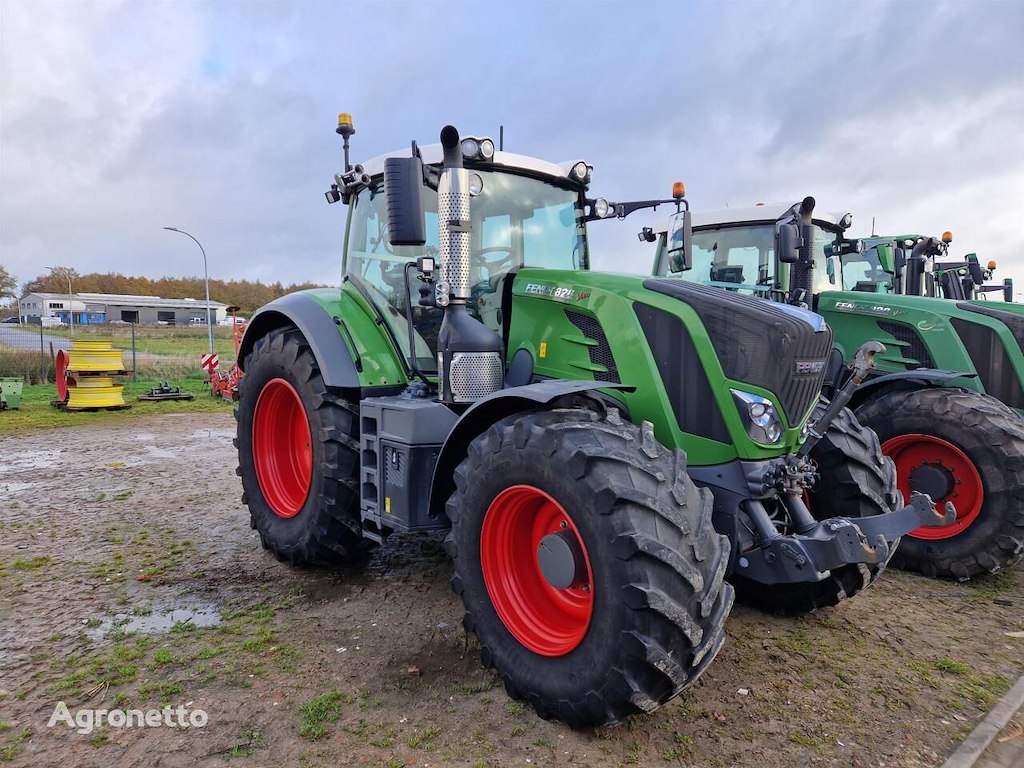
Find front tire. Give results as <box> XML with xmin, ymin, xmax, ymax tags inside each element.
<box><xmin>445</xmin><ymin>407</ymin><xmax>733</xmax><ymax>728</ymax></box>
<box><xmin>235</xmin><ymin>327</ymin><xmax>364</xmax><ymax>565</ymax></box>
<box><xmin>732</xmin><ymin>402</ymin><xmax>901</xmax><ymax>614</ymax></box>
<box><xmin>855</xmin><ymin>387</ymin><xmax>1024</xmax><ymax>580</ymax></box>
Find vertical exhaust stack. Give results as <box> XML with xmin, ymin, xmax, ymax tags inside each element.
<box><xmin>789</xmin><ymin>196</ymin><xmax>816</xmax><ymax>300</ymax></box>
<box><xmin>436</xmin><ymin>125</ymin><xmax>504</xmax><ymax>404</ymax></box>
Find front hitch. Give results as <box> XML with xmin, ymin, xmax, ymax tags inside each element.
<box><xmin>798</xmin><ymin>340</ymin><xmax>885</xmax><ymax>459</ymax></box>
<box><xmin>736</xmin><ymin>491</ymin><xmax>956</xmax><ymax>585</ymax></box>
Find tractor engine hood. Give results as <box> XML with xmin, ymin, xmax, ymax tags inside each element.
<box><xmin>643</xmin><ymin>278</ymin><xmax>833</xmax><ymax>426</ymax></box>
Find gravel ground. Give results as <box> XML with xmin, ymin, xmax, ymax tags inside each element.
<box><xmin>0</xmin><ymin>412</ymin><xmax>1021</xmax><ymax>767</ymax></box>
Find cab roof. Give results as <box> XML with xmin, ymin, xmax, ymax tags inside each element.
<box><xmin>692</xmin><ymin>202</ymin><xmax>848</xmax><ymax>230</ymax></box>
<box><xmin>360</xmin><ymin>143</ymin><xmax>582</xmax><ymax>184</ymax></box>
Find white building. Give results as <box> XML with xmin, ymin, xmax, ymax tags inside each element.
<box><xmin>18</xmin><ymin>292</ymin><xmax>230</xmax><ymax>326</ymax></box>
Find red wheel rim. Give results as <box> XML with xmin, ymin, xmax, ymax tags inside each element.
<box><xmin>480</xmin><ymin>485</ymin><xmax>594</xmax><ymax>657</ymax></box>
<box><xmin>881</xmin><ymin>434</ymin><xmax>984</xmax><ymax>540</ymax></box>
<box><xmin>55</xmin><ymin>349</ymin><xmax>69</xmax><ymax>402</ymax></box>
<box><xmin>252</xmin><ymin>378</ymin><xmax>312</xmax><ymax>519</ymax></box>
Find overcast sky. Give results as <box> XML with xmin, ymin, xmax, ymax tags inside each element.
<box><xmin>2</xmin><ymin>0</ymin><xmax>1022</xmax><ymax>298</ymax></box>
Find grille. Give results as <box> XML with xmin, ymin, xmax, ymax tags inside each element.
<box><xmin>950</xmin><ymin>318</ymin><xmax>1024</xmax><ymax>409</ymax></box>
<box><xmin>876</xmin><ymin>321</ymin><xmax>935</xmax><ymax>368</ymax></box>
<box><xmin>447</xmin><ymin>352</ymin><xmax>504</xmax><ymax>402</ymax></box>
<box><xmin>564</xmin><ymin>309</ymin><xmax>621</xmax><ymax>383</ymax></box>
<box><xmin>642</xmin><ymin>279</ymin><xmax>832</xmax><ymax>426</ymax></box>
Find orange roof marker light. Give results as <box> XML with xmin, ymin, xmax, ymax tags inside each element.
<box><xmin>672</xmin><ymin>182</ymin><xmax>686</xmax><ymax>199</ymax></box>
<box><xmin>988</xmin><ymin>260</ymin><xmax>998</xmax><ymax>270</ymax></box>
<box><xmin>942</xmin><ymin>231</ymin><xmax>954</xmax><ymax>243</ymax></box>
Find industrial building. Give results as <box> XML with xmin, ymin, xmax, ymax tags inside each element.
<box><xmin>17</xmin><ymin>292</ymin><xmax>230</xmax><ymax>326</ymax></box>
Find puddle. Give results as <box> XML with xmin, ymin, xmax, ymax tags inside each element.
<box><xmin>0</xmin><ymin>449</ymin><xmax>62</xmax><ymax>473</ymax></box>
<box><xmin>189</xmin><ymin>428</ymin><xmax>235</xmax><ymax>441</ymax></box>
<box><xmin>142</xmin><ymin>445</ymin><xmax>180</xmax><ymax>460</ymax></box>
<box><xmin>86</xmin><ymin>600</ymin><xmax>222</xmax><ymax>639</ymax></box>
<box><xmin>0</xmin><ymin>481</ymin><xmax>39</xmax><ymax>493</ymax></box>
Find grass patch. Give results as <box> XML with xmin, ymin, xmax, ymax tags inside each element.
<box><xmin>407</xmin><ymin>725</ymin><xmax>442</xmax><ymax>749</ymax></box>
<box><xmin>12</xmin><ymin>556</ymin><xmax>50</xmax><ymax>570</ymax></box>
<box><xmin>936</xmin><ymin>658</ymin><xmax>971</xmax><ymax>676</ymax></box>
<box><xmin>299</xmin><ymin>690</ymin><xmax>350</xmax><ymax>741</ymax></box>
<box><xmin>0</xmin><ymin>378</ymin><xmax>232</xmax><ymax>432</ymax></box>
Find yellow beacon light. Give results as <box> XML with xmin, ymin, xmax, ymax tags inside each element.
<box><xmin>672</xmin><ymin>181</ymin><xmax>686</xmax><ymax>199</ymax></box>
<box><xmin>942</xmin><ymin>231</ymin><xmax>953</xmax><ymax>243</ymax></box>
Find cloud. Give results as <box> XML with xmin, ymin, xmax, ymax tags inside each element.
<box><xmin>1</xmin><ymin>0</ymin><xmax>1022</xmax><ymax>298</ymax></box>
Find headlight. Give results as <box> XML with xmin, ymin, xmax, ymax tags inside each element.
<box><xmin>479</xmin><ymin>138</ymin><xmax>495</xmax><ymax>159</ymax></box>
<box><xmin>594</xmin><ymin>198</ymin><xmax>611</xmax><ymax>218</ymax></box>
<box><xmin>731</xmin><ymin>389</ymin><xmax>784</xmax><ymax>445</ymax></box>
<box><xmin>461</xmin><ymin>138</ymin><xmax>480</xmax><ymax>160</ymax></box>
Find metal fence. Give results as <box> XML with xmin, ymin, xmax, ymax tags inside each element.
<box><xmin>0</xmin><ymin>322</ymin><xmax>239</xmax><ymax>384</ymax></box>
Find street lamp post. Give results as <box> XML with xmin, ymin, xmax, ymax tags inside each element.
<box><xmin>45</xmin><ymin>266</ymin><xmax>74</xmax><ymax>333</ymax></box>
<box><xmin>163</xmin><ymin>227</ymin><xmax>214</xmax><ymax>355</ymax></box>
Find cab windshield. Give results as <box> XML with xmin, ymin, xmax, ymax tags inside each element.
<box><xmin>840</xmin><ymin>246</ymin><xmax>894</xmax><ymax>293</ymax></box>
<box><xmin>673</xmin><ymin>222</ymin><xmax>840</xmax><ymax>298</ymax></box>
<box><xmin>345</xmin><ymin>169</ymin><xmax>587</xmax><ymax>371</ymax></box>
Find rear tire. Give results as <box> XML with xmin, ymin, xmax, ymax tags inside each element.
<box><xmin>445</xmin><ymin>408</ymin><xmax>733</xmax><ymax>728</ymax></box>
<box><xmin>732</xmin><ymin>402</ymin><xmax>901</xmax><ymax>614</ymax></box>
<box><xmin>855</xmin><ymin>387</ymin><xmax>1024</xmax><ymax>580</ymax></box>
<box><xmin>235</xmin><ymin>327</ymin><xmax>364</xmax><ymax>565</ymax></box>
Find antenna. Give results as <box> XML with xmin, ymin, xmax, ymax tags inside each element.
<box><xmin>871</xmin><ymin>216</ymin><xmax>876</xmax><ymax>236</ymax></box>
<box><xmin>499</xmin><ymin>125</ymin><xmax>504</xmax><ymax>151</ymax></box>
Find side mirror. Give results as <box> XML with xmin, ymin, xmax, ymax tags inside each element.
<box><xmin>875</xmin><ymin>244</ymin><xmax>895</xmax><ymax>273</ymax></box>
<box><xmin>966</xmin><ymin>254</ymin><xmax>985</xmax><ymax>286</ymax></box>
<box><xmin>1005</xmin><ymin>278</ymin><xmax>1014</xmax><ymax>303</ymax></box>
<box><xmin>666</xmin><ymin>209</ymin><xmax>692</xmax><ymax>273</ymax></box>
<box><xmin>777</xmin><ymin>223</ymin><xmax>801</xmax><ymax>263</ymax></box>
<box><xmin>826</xmin><ymin>257</ymin><xmax>836</xmax><ymax>284</ymax></box>
<box><xmin>893</xmin><ymin>247</ymin><xmax>906</xmax><ymax>279</ymax></box>
<box><xmin>383</xmin><ymin>156</ymin><xmax>426</xmax><ymax>246</ymax></box>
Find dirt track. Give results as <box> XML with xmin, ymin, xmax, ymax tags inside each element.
<box><xmin>0</xmin><ymin>413</ymin><xmax>1021</xmax><ymax>767</ymax></box>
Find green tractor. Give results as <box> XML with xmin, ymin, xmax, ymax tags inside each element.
<box><xmin>652</xmin><ymin>197</ymin><xmax>1024</xmax><ymax>581</ymax></box>
<box><xmin>235</xmin><ymin>120</ymin><xmax>950</xmax><ymax>727</ymax></box>
<box><xmin>856</xmin><ymin>232</ymin><xmax>1014</xmax><ymax>303</ymax></box>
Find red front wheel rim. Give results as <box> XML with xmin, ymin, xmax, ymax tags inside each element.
<box><xmin>480</xmin><ymin>485</ymin><xmax>594</xmax><ymax>657</ymax></box>
<box><xmin>252</xmin><ymin>378</ymin><xmax>312</xmax><ymax>519</ymax></box>
<box><xmin>881</xmin><ymin>433</ymin><xmax>984</xmax><ymax>540</ymax></box>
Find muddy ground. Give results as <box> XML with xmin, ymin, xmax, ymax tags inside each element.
<box><xmin>0</xmin><ymin>413</ymin><xmax>1021</xmax><ymax>768</ymax></box>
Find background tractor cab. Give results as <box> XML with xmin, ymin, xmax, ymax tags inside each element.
<box><xmin>651</xmin><ymin>200</ymin><xmax>859</xmax><ymax>308</ymax></box>
<box><xmin>855</xmin><ymin>234</ymin><xmax>1014</xmax><ymax>303</ymax></box>
<box><xmin>652</xmin><ymin>197</ymin><xmax>1024</xmax><ymax>581</ymax></box>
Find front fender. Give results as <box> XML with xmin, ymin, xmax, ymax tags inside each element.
<box><xmin>848</xmin><ymin>368</ymin><xmax>976</xmax><ymax>409</ymax></box>
<box><xmin>428</xmin><ymin>380</ymin><xmax>634</xmax><ymax>519</ymax></box>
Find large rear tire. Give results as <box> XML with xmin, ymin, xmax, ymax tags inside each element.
<box><xmin>445</xmin><ymin>407</ymin><xmax>733</xmax><ymax>728</ymax></box>
<box><xmin>732</xmin><ymin>402</ymin><xmax>901</xmax><ymax>614</ymax></box>
<box><xmin>235</xmin><ymin>327</ymin><xmax>364</xmax><ymax>565</ymax></box>
<box><xmin>855</xmin><ymin>387</ymin><xmax>1024</xmax><ymax>580</ymax></box>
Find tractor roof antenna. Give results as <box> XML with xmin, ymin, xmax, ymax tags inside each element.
<box><xmin>336</xmin><ymin>113</ymin><xmax>356</xmax><ymax>172</ymax></box>
<box><xmin>871</xmin><ymin>216</ymin><xmax>876</xmax><ymax>237</ymax></box>
<box><xmin>499</xmin><ymin>125</ymin><xmax>504</xmax><ymax>152</ymax></box>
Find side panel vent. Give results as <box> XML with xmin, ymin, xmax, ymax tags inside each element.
<box><xmin>565</xmin><ymin>309</ymin><xmax>621</xmax><ymax>383</ymax></box>
<box><xmin>634</xmin><ymin>303</ymin><xmax>731</xmax><ymax>444</ymax></box>
<box><xmin>950</xmin><ymin>318</ymin><xmax>1024</xmax><ymax>409</ymax></box>
<box><xmin>876</xmin><ymin>321</ymin><xmax>935</xmax><ymax>368</ymax></box>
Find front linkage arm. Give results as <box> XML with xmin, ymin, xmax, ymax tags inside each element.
<box><xmin>735</xmin><ymin>340</ymin><xmax>957</xmax><ymax>585</ymax></box>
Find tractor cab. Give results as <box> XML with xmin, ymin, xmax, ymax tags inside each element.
<box><xmin>651</xmin><ymin>201</ymin><xmax>856</xmax><ymax>309</ymax></box>
<box><xmin>342</xmin><ymin>144</ymin><xmax>594</xmax><ymax>373</ymax></box>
